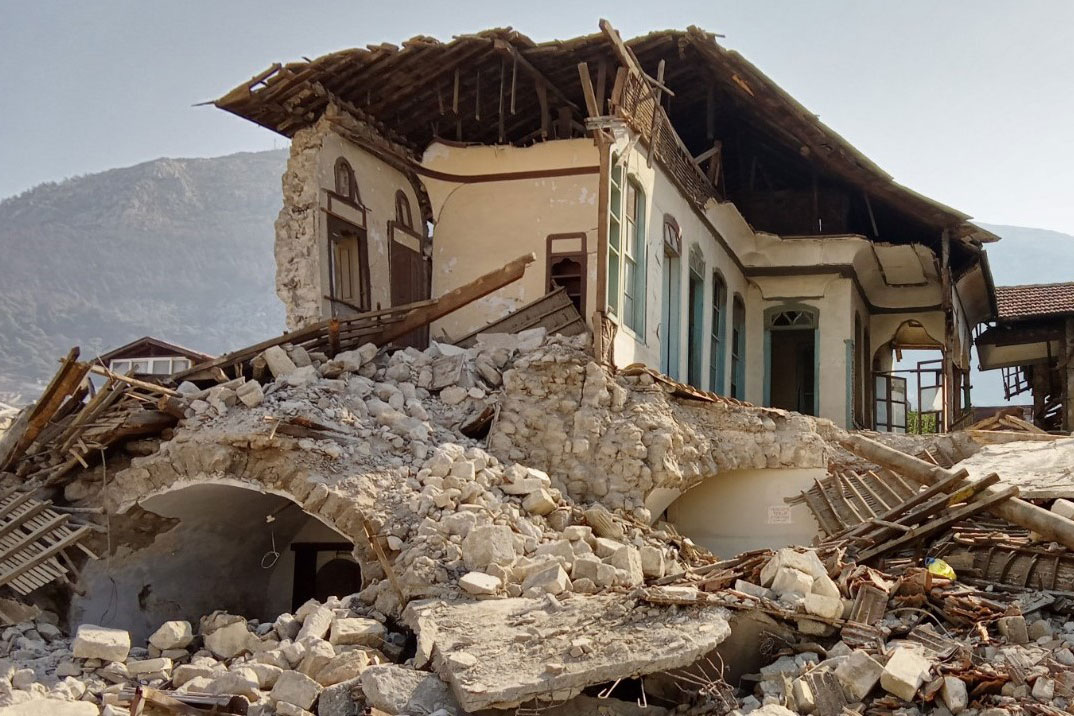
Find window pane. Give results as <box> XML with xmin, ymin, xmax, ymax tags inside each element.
<box><xmin>111</xmin><ymin>360</ymin><xmax>130</xmax><ymax>374</ymax></box>
<box><xmin>173</xmin><ymin>359</ymin><xmax>190</xmax><ymax>371</ymax></box>
<box><xmin>131</xmin><ymin>360</ymin><xmax>149</xmax><ymax>373</ymax></box>
<box><xmin>609</xmin><ymin>218</ymin><xmax>621</xmax><ymax>251</ymax></box>
<box><xmin>151</xmin><ymin>359</ymin><xmax>171</xmax><ymax>375</ymax></box>
<box><xmin>607</xmin><ymin>255</ymin><xmax>620</xmax><ymax>315</ymax></box>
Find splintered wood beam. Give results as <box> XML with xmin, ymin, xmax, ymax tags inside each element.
<box><xmin>577</xmin><ymin>62</ymin><xmax>600</xmax><ymax>117</ymax></box>
<box><xmin>647</xmin><ymin>59</ymin><xmax>666</xmax><ymax>167</ymax></box>
<box><xmin>598</xmin><ymin>19</ymin><xmax>675</xmax><ymax>97</ymax></box>
<box><xmin>492</xmin><ymin>39</ymin><xmax>580</xmax><ymax>113</ymax></box>
<box><xmin>841</xmin><ymin>433</ymin><xmax>1074</xmax><ymax>552</ymax></box>
<box><xmin>376</xmin><ymin>253</ymin><xmax>536</xmax><ymax>346</ymax></box>
<box><xmin>0</xmin><ymin>348</ymin><xmax>90</xmax><ymax>472</ymax></box>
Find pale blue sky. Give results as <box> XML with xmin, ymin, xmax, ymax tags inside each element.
<box><xmin>3</xmin><ymin>1</ymin><xmax>1074</xmax><ymax>236</ymax></box>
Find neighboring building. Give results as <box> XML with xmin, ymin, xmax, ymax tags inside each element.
<box><xmin>976</xmin><ymin>282</ymin><xmax>1074</xmax><ymax>431</ymax></box>
<box><xmin>215</xmin><ymin>22</ymin><xmax>999</xmax><ymax>431</ymax></box>
<box><xmin>95</xmin><ymin>337</ymin><xmax>214</xmax><ymax>379</ymax></box>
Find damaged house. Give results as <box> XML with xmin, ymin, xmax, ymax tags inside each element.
<box><xmin>8</xmin><ymin>19</ymin><xmax>1074</xmax><ymax>716</ymax></box>
<box><xmin>214</xmin><ymin>21</ymin><xmax>999</xmax><ymax>432</ymax></box>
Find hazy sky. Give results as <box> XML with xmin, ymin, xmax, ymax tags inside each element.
<box><xmin>2</xmin><ymin>1</ymin><xmax>1074</xmax><ymax>236</ymax></box>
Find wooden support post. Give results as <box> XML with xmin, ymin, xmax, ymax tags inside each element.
<box><xmin>536</xmin><ymin>84</ymin><xmax>549</xmax><ymax>139</ymax></box>
<box><xmin>596</xmin><ymin>60</ymin><xmax>608</xmax><ymax>114</ymax></box>
<box><xmin>940</xmin><ymin>228</ymin><xmax>955</xmax><ymax>431</ymax></box>
<box><xmin>375</xmin><ymin>254</ymin><xmax>536</xmax><ymax>346</ymax></box>
<box><xmin>647</xmin><ymin>59</ymin><xmax>665</xmax><ymax>168</ymax></box>
<box><xmin>841</xmin><ymin>433</ymin><xmax>1074</xmax><ymax>551</ymax></box>
<box><xmin>577</xmin><ymin>62</ymin><xmax>600</xmax><ymax>118</ymax></box>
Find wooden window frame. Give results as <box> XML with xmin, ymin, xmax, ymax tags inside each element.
<box><xmin>710</xmin><ymin>271</ymin><xmax>727</xmax><ymax>394</ymax></box>
<box><xmin>730</xmin><ymin>294</ymin><xmax>746</xmax><ymax>400</ymax></box>
<box><xmin>621</xmin><ymin>178</ymin><xmax>647</xmax><ymax>335</ymax></box>
<box><xmin>334</xmin><ymin>157</ymin><xmax>361</xmax><ymax>205</ymax></box>
<box><xmin>546</xmin><ymin>233</ymin><xmax>588</xmax><ymax>317</ymax></box>
<box><xmin>394</xmin><ymin>190</ymin><xmax>414</xmax><ymax>230</ymax></box>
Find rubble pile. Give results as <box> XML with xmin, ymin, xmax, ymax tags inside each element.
<box><xmin>5</xmin><ymin>320</ymin><xmax>1074</xmax><ymax>715</ymax></box>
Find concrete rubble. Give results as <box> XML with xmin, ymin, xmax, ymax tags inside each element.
<box><xmin>3</xmin><ymin>325</ymin><xmax>1074</xmax><ymax>715</ymax></box>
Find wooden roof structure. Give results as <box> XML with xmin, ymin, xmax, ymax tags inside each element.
<box><xmin>215</xmin><ymin>22</ymin><xmax>997</xmax><ymax>258</ymax></box>
<box><xmin>96</xmin><ymin>336</ymin><xmax>215</xmax><ymax>366</ymax></box>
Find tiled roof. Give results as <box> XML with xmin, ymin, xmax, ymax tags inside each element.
<box><xmin>996</xmin><ymin>282</ymin><xmax>1074</xmax><ymax>320</ymax></box>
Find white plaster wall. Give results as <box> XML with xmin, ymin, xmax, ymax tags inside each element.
<box><xmin>666</xmin><ymin>467</ymin><xmax>826</xmax><ymax>557</ymax></box>
<box><xmin>316</xmin><ymin>132</ymin><xmax>424</xmax><ymax>314</ymax></box>
<box><xmin>606</xmin><ymin>141</ymin><xmax>753</xmax><ymax>398</ymax></box>
<box><xmin>421</xmin><ymin>140</ymin><xmax>600</xmax><ymax>341</ymax></box>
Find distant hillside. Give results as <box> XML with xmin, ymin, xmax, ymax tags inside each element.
<box><xmin>979</xmin><ymin>224</ymin><xmax>1074</xmax><ymax>287</ymax></box>
<box><xmin>0</xmin><ymin>150</ymin><xmax>288</xmax><ymax>402</ymax></box>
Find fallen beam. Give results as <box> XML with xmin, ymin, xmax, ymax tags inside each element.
<box><xmin>841</xmin><ymin>433</ymin><xmax>1074</xmax><ymax>551</ymax></box>
<box><xmin>376</xmin><ymin>253</ymin><xmax>536</xmax><ymax>346</ymax></box>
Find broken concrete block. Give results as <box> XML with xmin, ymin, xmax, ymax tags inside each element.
<box><xmin>593</xmin><ymin>537</ymin><xmax>622</xmax><ymax>559</ymax></box>
<box><xmin>803</xmin><ymin>593</ymin><xmax>843</xmax><ymax>620</ymax></box>
<box><xmin>128</xmin><ymin>657</ymin><xmax>173</xmax><ymax>678</ymax></box>
<box><xmin>236</xmin><ymin>380</ymin><xmax>265</xmax><ymax>407</ymax></box>
<box><xmin>329</xmin><ymin>618</ymin><xmax>386</xmax><ymax>648</ymax></box>
<box><xmin>404</xmin><ymin>594</ymin><xmax>730</xmax><ymax>712</ymax></box>
<box><xmin>608</xmin><ymin>545</ymin><xmax>644</xmax><ymax>586</ymax></box>
<box><xmin>997</xmin><ymin>615</ymin><xmax>1029</xmax><ymax>644</ymax></box>
<box><xmin>751</xmin><ymin>705</ymin><xmax>797</xmax><ymax>716</ymax></box>
<box><xmin>289</xmin><ymin>345</ymin><xmax>312</xmax><ymax>367</ymax></box>
<box><xmin>640</xmin><ymin>545</ymin><xmax>665</xmax><ymax>579</ymax></box>
<box><xmin>208</xmin><ymin>668</ymin><xmax>261</xmax><ymax>700</ymax></box>
<box><xmin>276</xmin><ymin>701</ymin><xmax>314</xmax><ymax>716</ymax></box>
<box><xmin>459</xmin><ymin>571</ymin><xmax>501</xmax><ymax>596</ymax></box>
<box><xmin>1032</xmin><ymin>676</ymin><xmax>1055</xmax><ymax>701</ymax></box>
<box><xmin>522</xmin><ymin>488</ymin><xmax>556</xmax><ymax>516</ymax></box>
<box><xmin>173</xmin><ymin>663</ymin><xmax>221</xmax><ymax>687</ymax></box>
<box><xmin>834</xmin><ymin>650</ymin><xmax>884</xmax><ymax>702</ymax></box>
<box><xmin>204</xmin><ymin>620</ymin><xmax>256</xmax><ymax>659</ymax></box>
<box><xmin>940</xmin><ymin>675</ymin><xmax>968</xmax><ymax>714</ymax></box>
<box><xmin>297</xmin><ymin>606</ymin><xmax>334</xmax><ymax>642</ymax></box>
<box><xmin>811</xmin><ymin>574</ymin><xmax>841</xmax><ymax>599</ymax></box>
<box><xmin>791</xmin><ymin>677</ymin><xmax>815</xmax><ymax>714</ymax></box>
<box><xmin>760</xmin><ymin>548</ymin><xmax>829</xmax><ymax>586</ymax></box>
<box><xmin>317</xmin><ymin>649</ymin><xmax>372</xmax><ymax>687</ymax></box>
<box><xmin>318</xmin><ymin>675</ymin><xmax>363</xmax><ymax>716</ymax></box>
<box><xmin>440</xmin><ymin>386</ymin><xmax>468</xmax><ymax>405</ymax></box>
<box><xmin>148</xmin><ymin>620</ymin><xmax>193</xmax><ymax>651</ymax></box>
<box><xmin>72</xmin><ymin>624</ymin><xmax>130</xmax><ymax>662</ymax></box>
<box><xmin>771</xmin><ymin>567</ymin><xmax>814</xmax><ymax>598</ymax></box>
<box><xmin>263</xmin><ymin>345</ymin><xmax>297</xmax><ymax>378</ymax></box>
<box><xmin>584</xmin><ymin>504</ymin><xmax>625</xmax><ymax>540</ymax></box>
<box><xmin>461</xmin><ymin>524</ymin><xmax>517</xmax><ymax>570</ymax></box>
<box><xmin>245</xmin><ymin>662</ymin><xmax>283</xmax><ymax>689</ymax></box>
<box><xmin>298</xmin><ymin>638</ymin><xmax>335</xmax><ymax>677</ymax></box>
<box><xmin>271</xmin><ymin>670</ymin><xmax>322</xmax><ymax>710</ymax></box>
<box><xmin>1051</xmin><ymin>498</ymin><xmax>1074</xmax><ymax>520</ymax></box>
<box><xmin>522</xmin><ymin>563</ymin><xmax>569</xmax><ymax>595</ymax></box>
<box><xmin>286</xmin><ymin>365</ymin><xmax>320</xmax><ymax>387</ymax></box>
<box><xmin>734</xmin><ymin>580</ymin><xmax>773</xmax><ymax>600</ymax></box>
<box><xmin>1028</xmin><ymin>618</ymin><xmax>1053</xmax><ymax>640</ymax></box>
<box><xmin>880</xmin><ymin>645</ymin><xmax>932</xmax><ymax>701</ymax></box>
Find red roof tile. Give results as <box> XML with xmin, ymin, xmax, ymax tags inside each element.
<box><xmin>995</xmin><ymin>282</ymin><xmax>1074</xmax><ymax>320</ymax></box>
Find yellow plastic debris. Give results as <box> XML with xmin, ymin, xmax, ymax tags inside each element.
<box><xmin>925</xmin><ymin>557</ymin><xmax>956</xmax><ymax>580</ymax></box>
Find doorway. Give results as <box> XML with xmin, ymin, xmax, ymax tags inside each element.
<box><xmin>765</xmin><ymin>308</ymin><xmax>817</xmax><ymax>416</ymax></box>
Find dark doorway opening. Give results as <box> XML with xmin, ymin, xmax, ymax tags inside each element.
<box><xmin>291</xmin><ymin>542</ymin><xmax>362</xmax><ymax>610</ymax></box>
<box><xmin>769</xmin><ymin>329</ymin><xmax>816</xmax><ymax>415</ymax></box>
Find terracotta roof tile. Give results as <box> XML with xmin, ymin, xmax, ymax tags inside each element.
<box><xmin>995</xmin><ymin>282</ymin><xmax>1074</xmax><ymax>320</ymax></box>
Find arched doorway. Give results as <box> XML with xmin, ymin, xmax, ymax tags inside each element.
<box><xmin>70</xmin><ymin>484</ymin><xmax>359</xmax><ymax>642</ymax></box>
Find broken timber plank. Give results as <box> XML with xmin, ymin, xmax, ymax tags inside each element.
<box><xmin>0</xmin><ymin>348</ymin><xmax>89</xmax><ymax>472</ymax></box>
<box><xmin>841</xmin><ymin>434</ymin><xmax>1074</xmax><ymax>552</ymax></box>
<box><xmin>855</xmin><ymin>486</ymin><xmax>1019</xmax><ymax>563</ymax></box>
<box><xmin>376</xmin><ymin>253</ymin><xmax>536</xmax><ymax>346</ymax></box>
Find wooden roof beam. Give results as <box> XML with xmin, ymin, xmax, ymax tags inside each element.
<box><xmin>492</xmin><ymin>39</ymin><xmax>581</xmax><ymax>113</ymax></box>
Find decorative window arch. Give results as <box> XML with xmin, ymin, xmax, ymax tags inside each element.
<box><xmin>334</xmin><ymin>158</ymin><xmax>360</xmax><ymax>204</ymax></box>
<box><xmin>766</xmin><ymin>308</ymin><xmax>818</xmax><ymax>329</ymax></box>
<box><xmin>662</xmin><ymin>215</ymin><xmax>682</xmax><ymax>257</ymax></box>
<box><xmin>395</xmin><ymin>190</ymin><xmax>413</xmax><ymax>230</ymax></box>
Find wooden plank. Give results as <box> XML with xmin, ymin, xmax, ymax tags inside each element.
<box><xmin>856</xmin><ymin>486</ymin><xmax>1019</xmax><ymax>563</ymax></box>
<box><xmin>577</xmin><ymin>62</ymin><xmax>600</xmax><ymax>118</ymax></box>
<box><xmin>376</xmin><ymin>253</ymin><xmax>536</xmax><ymax>346</ymax></box>
<box><xmin>492</xmin><ymin>40</ymin><xmax>580</xmax><ymax>113</ymax></box>
<box><xmin>0</xmin><ymin>514</ymin><xmax>69</xmax><ymax>565</ymax></box>
<box><xmin>0</xmin><ymin>348</ymin><xmax>89</xmax><ymax>472</ymax></box>
<box><xmin>0</xmin><ymin>526</ymin><xmax>90</xmax><ymax>590</ymax></box>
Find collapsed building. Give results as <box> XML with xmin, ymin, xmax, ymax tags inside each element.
<box><xmin>1</xmin><ymin>18</ymin><xmax>1074</xmax><ymax>716</ymax></box>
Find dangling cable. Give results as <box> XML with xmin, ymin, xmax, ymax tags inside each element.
<box><xmin>261</xmin><ymin>518</ymin><xmax>280</xmax><ymax>569</ymax></box>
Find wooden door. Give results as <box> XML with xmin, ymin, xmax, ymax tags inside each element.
<box><xmin>389</xmin><ymin>226</ymin><xmax>429</xmax><ymax>348</ymax></box>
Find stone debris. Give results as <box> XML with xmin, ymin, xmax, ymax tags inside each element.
<box><xmin>7</xmin><ymin>312</ymin><xmax>1074</xmax><ymax>716</ymax></box>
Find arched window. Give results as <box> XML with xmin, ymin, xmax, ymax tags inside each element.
<box><xmin>395</xmin><ymin>190</ymin><xmax>413</xmax><ymax>230</ymax></box>
<box><xmin>730</xmin><ymin>295</ymin><xmax>746</xmax><ymax>400</ymax></box>
<box><xmin>710</xmin><ymin>272</ymin><xmax>727</xmax><ymax>394</ymax></box>
<box><xmin>334</xmin><ymin>158</ymin><xmax>360</xmax><ymax>204</ymax></box>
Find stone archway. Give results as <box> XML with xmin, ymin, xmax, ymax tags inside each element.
<box><xmin>75</xmin><ymin>435</ymin><xmax>380</xmax><ymax>641</ymax></box>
